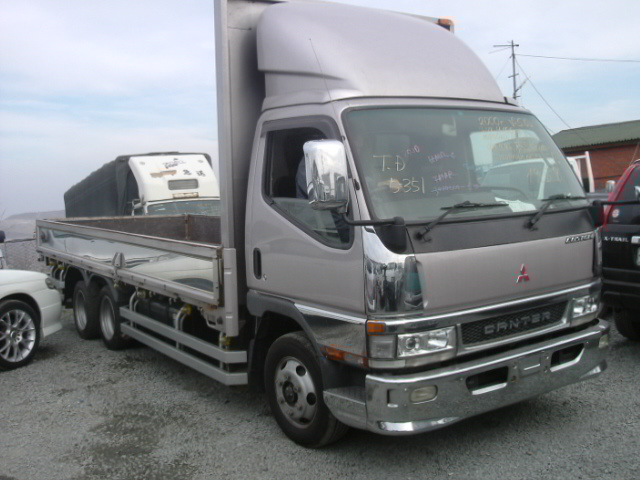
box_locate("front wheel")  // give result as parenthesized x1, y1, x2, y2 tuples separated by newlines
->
(0, 300, 40, 370)
(265, 331, 348, 448)
(614, 308, 640, 341)
(98, 286, 132, 350)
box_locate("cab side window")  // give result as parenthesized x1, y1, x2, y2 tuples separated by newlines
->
(265, 126, 351, 248)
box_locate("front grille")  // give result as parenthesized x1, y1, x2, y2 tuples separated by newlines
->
(461, 301, 567, 345)
(168, 179, 198, 190)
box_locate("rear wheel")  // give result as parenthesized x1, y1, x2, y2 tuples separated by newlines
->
(98, 286, 131, 350)
(265, 331, 348, 448)
(73, 281, 100, 339)
(614, 308, 640, 341)
(0, 300, 40, 370)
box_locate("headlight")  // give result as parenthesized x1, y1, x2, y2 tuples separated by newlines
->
(44, 277, 56, 290)
(572, 294, 599, 318)
(397, 327, 456, 358)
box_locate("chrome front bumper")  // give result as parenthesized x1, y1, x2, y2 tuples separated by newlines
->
(323, 320, 609, 435)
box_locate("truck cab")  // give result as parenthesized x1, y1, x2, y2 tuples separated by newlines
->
(128, 153, 221, 216)
(230, 1, 607, 444)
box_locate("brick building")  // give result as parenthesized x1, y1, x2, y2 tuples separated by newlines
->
(553, 120, 640, 191)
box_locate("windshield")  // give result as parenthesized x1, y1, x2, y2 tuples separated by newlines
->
(146, 199, 221, 216)
(344, 108, 586, 222)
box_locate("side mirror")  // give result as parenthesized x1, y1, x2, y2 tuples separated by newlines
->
(635, 186, 640, 202)
(605, 180, 616, 194)
(0, 230, 5, 243)
(303, 140, 349, 212)
(589, 204, 604, 228)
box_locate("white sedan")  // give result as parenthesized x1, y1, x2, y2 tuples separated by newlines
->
(0, 270, 63, 370)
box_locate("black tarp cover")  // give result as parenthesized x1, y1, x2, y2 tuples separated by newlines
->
(64, 156, 139, 218)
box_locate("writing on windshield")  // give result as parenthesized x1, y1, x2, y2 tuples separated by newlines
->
(345, 108, 585, 221)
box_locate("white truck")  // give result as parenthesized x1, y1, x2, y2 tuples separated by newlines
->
(64, 152, 220, 217)
(37, 0, 608, 447)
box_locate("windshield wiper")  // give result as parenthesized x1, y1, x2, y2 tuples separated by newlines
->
(525, 194, 587, 230)
(416, 201, 508, 241)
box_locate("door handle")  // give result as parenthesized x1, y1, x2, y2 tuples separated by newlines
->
(253, 248, 262, 279)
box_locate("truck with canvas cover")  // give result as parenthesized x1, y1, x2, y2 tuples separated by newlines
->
(64, 152, 220, 217)
(37, 0, 609, 447)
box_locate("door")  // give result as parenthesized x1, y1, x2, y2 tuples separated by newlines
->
(246, 117, 365, 315)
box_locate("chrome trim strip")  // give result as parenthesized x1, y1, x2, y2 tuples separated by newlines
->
(39, 248, 220, 307)
(38, 247, 116, 277)
(362, 227, 423, 316)
(37, 220, 222, 259)
(377, 280, 599, 327)
(295, 304, 366, 325)
(116, 269, 219, 305)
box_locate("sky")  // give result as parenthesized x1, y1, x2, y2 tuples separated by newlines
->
(1, 0, 639, 217)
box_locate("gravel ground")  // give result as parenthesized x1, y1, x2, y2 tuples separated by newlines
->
(1, 311, 639, 480)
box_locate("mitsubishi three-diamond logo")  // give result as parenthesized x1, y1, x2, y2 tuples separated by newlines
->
(516, 264, 530, 284)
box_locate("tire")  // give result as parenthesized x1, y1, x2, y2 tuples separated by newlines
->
(98, 286, 131, 350)
(0, 300, 40, 370)
(614, 308, 640, 341)
(73, 281, 101, 340)
(265, 331, 348, 448)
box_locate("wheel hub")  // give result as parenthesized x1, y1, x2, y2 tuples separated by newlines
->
(9, 329, 23, 343)
(0, 308, 36, 363)
(283, 382, 298, 406)
(274, 357, 318, 427)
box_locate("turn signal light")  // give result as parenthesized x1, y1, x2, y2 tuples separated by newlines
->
(367, 321, 386, 335)
(321, 345, 368, 367)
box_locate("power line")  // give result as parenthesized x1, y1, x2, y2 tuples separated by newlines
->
(492, 42, 601, 141)
(519, 54, 640, 63)
(494, 55, 512, 81)
(515, 59, 572, 130)
(516, 59, 594, 144)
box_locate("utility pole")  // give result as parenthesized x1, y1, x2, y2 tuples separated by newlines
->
(494, 40, 519, 101)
